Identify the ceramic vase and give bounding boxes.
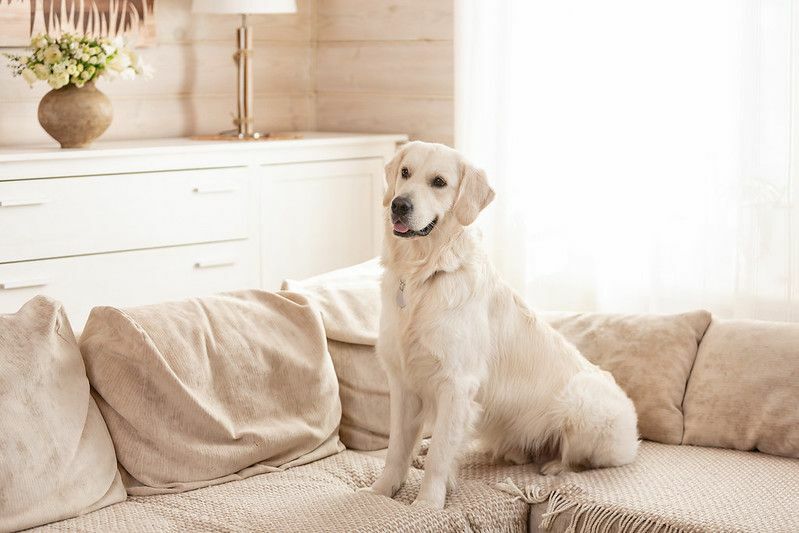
[37,82,113,148]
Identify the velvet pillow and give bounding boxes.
[80,290,344,495]
[543,310,712,444]
[682,318,799,458]
[0,296,125,532]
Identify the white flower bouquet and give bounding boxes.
[6,33,152,90]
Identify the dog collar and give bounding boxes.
[396,280,407,309]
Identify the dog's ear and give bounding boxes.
[383,143,409,207]
[453,161,495,226]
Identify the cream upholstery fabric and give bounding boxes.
[283,259,393,450]
[683,318,799,458]
[80,290,343,496]
[543,311,711,444]
[511,442,799,533]
[327,339,392,450]
[0,297,125,532]
[29,450,529,533]
[32,441,799,533]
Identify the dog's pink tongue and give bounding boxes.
[393,222,410,234]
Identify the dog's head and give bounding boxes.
[383,141,495,239]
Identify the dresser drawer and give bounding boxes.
[0,167,251,263]
[0,239,259,331]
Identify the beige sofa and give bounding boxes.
[2,261,798,533]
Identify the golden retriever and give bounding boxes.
[365,141,639,509]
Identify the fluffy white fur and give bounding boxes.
[366,141,639,509]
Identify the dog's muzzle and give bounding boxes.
[391,197,437,238]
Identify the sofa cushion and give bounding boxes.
[282,258,382,346]
[327,340,392,450]
[494,442,799,533]
[283,259,394,451]
[29,450,530,533]
[80,290,343,495]
[543,310,712,444]
[0,296,125,532]
[682,318,799,458]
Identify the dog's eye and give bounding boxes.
[401,167,410,179]
[431,176,447,188]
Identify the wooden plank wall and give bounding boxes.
[315,0,454,146]
[0,0,454,147]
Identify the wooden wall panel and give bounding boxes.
[316,92,453,147]
[315,0,454,146]
[316,41,452,96]
[317,0,453,41]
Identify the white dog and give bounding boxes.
[366,141,639,509]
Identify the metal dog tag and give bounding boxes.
[396,280,407,308]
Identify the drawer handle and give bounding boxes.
[194,259,236,269]
[193,185,238,194]
[0,198,50,207]
[0,278,50,290]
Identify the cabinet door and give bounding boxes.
[260,158,384,289]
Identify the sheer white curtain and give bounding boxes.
[456,0,799,321]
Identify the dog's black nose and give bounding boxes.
[391,196,413,216]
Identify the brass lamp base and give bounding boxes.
[219,129,265,140]
[232,14,256,138]
[191,132,302,142]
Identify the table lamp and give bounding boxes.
[192,0,297,139]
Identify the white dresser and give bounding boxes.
[0,132,404,328]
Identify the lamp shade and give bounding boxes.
[192,0,297,14]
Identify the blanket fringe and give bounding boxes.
[494,479,687,533]
[495,477,552,504]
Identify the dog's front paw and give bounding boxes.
[362,476,402,498]
[413,485,446,509]
[411,496,445,510]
